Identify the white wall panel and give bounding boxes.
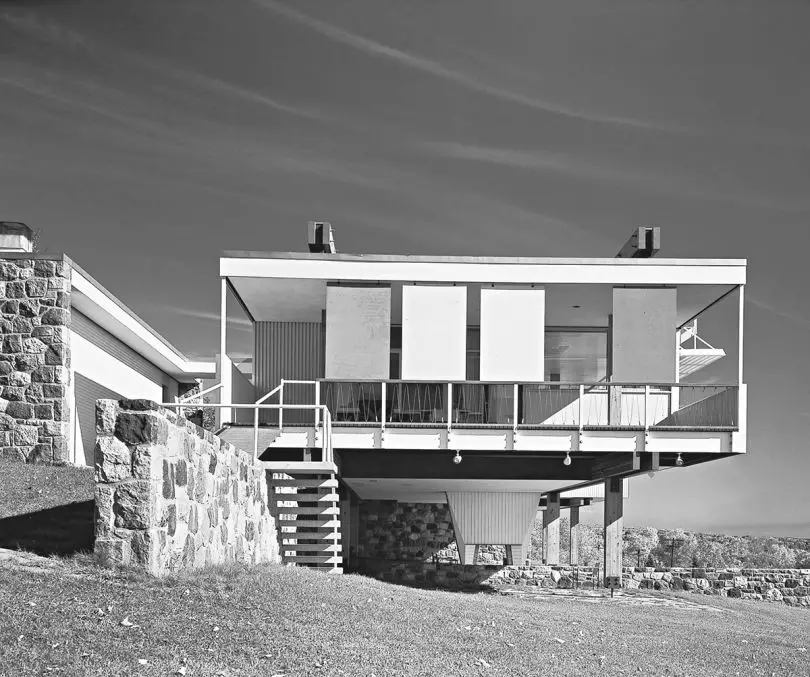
[401,285,466,380]
[480,287,545,381]
[325,285,391,379]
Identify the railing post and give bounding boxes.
[447,382,453,431]
[578,384,585,429]
[315,381,321,428]
[513,383,519,430]
[644,385,651,430]
[253,407,259,458]
[279,379,284,432]
[381,381,387,431]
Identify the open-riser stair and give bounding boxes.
[269,472,343,573]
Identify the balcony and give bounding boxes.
[319,380,739,431]
[258,379,745,457]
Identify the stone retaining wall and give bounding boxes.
[94,399,279,575]
[366,561,810,606]
[0,255,71,463]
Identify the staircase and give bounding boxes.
[268,471,343,573]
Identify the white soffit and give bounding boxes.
[230,277,326,322]
[221,256,747,286]
[344,478,575,502]
[70,269,215,379]
[401,285,466,380]
[480,287,545,381]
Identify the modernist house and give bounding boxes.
[212,226,747,579]
[0,221,746,583]
[0,223,215,466]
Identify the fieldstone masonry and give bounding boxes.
[370,562,810,606]
[94,399,280,575]
[0,255,71,463]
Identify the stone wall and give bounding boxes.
[94,399,279,575]
[0,256,71,463]
[368,560,810,606]
[357,500,515,572]
[622,566,810,606]
[357,500,456,565]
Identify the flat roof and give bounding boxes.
[223,250,747,267]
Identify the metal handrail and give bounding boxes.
[161,401,334,462]
[177,382,223,404]
[316,378,741,388]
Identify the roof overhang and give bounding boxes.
[221,252,747,286]
[70,262,215,381]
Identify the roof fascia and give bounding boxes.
[221,255,747,286]
[69,261,215,380]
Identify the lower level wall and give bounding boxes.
[94,399,280,574]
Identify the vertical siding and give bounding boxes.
[254,321,324,424]
[72,310,177,393]
[446,492,541,544]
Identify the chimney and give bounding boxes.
[0,222,34,253]
[616,226,660,258]
[308,221,337,254]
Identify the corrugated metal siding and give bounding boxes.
[446,492,541,544]
[254,321,324,424]
[72,310,176,391]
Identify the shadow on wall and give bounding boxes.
[0,501,95,556]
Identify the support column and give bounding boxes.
[542,492,561,565]
[603,477,624,582]
[569,502,581,566]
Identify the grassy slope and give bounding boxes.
[1,561,809,677]
[0,460,95,554]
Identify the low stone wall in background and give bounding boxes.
[622,566,810,606]
[364,561,810,606]
[94,399,279,575]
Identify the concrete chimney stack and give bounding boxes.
[0,222,34,253]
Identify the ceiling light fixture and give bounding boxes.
[675,453,684,467]
[563,453,572,466]
[452,450,462,465]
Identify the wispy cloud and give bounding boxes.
[248,0,684,134]
[746,295,810,331]
[1,10,89,49]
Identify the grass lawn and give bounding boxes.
[0,460,95,555]
[1,559,808,677]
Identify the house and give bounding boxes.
[214,225,747,580]
[1,220,747,583]
[0,222,215,466]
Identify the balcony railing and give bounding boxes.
[319,381,739,430]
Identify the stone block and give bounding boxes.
[162,460,176,499]
[8,371,31,387]
[34,260,57,277]
[13,424,39,446]
[0,446,25,462]
[96,400,118,435]
[25,278,48,297]
[5,400,33,419]
[96,538,132,567]
[6,282,25,298]
[41,308,68,326]
[116,412,169,446]
[29,444,53,463]
[3,335,22,353]
[95,436,132,482]
[113,480,153,529]
[131,444,163,480]
[0,262,19,280]
[94,484,116,538]
[44,345,67,366]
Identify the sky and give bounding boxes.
[1,0,809,537]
